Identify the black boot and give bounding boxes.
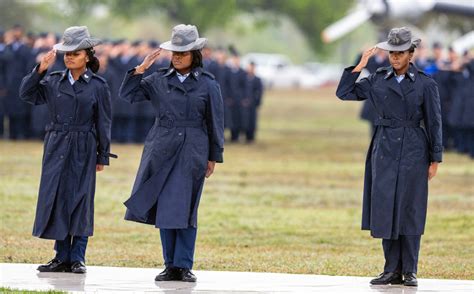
[155,267,180,281]
[370,272,403,285]
[71,261,87,274]
[37,259,71,272]
[403,273,418,287]
[180,268,197,282]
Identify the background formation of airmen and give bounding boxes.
[1,25,472,158]
[0,25,264,144]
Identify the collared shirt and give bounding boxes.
[176,72,190,83]
[68,70,76,85]
[395,73,405,83]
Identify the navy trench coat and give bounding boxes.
[119,66,224,229]
[20,66,112,240]
[336,64,443,239]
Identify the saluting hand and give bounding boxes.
[428,162,438,180]
[206,161,216,178]
[135,49,162,74]
[38,49,56,74]
[353,46,377,73]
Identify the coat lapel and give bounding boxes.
[167,75,186,93]
[386,74,404,98]
[58,79,75,97]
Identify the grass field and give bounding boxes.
[1,88,473,280]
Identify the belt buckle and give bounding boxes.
[163,118,174,128]
[62,123,69,132]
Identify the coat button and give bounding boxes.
[56,114,60,119]
[60,155,64,159]
[397,137,401,140]
[57,94,61,98]
[178,132,183,136]
[382,136,386,139]
[380,156,384,159]
[167,90,170,93]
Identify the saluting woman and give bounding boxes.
[119,24,224,282]
[20,26,114,274]
[336,27,443,287]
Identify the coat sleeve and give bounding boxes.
[95,82,113,165]
[422,78,443,163]
[118,69,152,103]
[335,66,372,101]
[206,80,225,163]
[19,64,48,105]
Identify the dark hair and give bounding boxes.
[191,50,203,69]
[85,48,100,73]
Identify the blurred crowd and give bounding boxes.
[356,43,474,159]
[0,25,264,144]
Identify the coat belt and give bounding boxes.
[45,122,92,132]
[157,118,204,129]
[374,118,420,128]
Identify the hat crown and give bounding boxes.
[171,24,199,47]
[387,27,411,46]
[62,26,91,45]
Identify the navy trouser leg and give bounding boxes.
[160,229,177,268]
[160,227,197,269]
[400,235,421,274]
[382,238,401,273]
[54,235,72,262]
[383,235,421,274]
[70,236,89,263]
[173,227,197,269]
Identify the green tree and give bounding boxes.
[64,0,353,54]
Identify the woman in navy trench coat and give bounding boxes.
[336,27,442,287]
[19,26,113,274]
[119,24,224,282]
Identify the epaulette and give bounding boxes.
[92,73,107,83]
[50,70,63,75]
[416,68,429,77]
[158,67,169,72]
[202,70,215,79]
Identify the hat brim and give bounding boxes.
[376,41,412,52]
[160,38,207,52]
[53,38,102,52]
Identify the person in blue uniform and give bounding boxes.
[447,57,474,158]
[119,24,224,283]
[336,27,443,287]
[19,26,115,274]
[0,29,8,138]
[109,39,137,143]
[243,61,263,143]
[226,46,248,142]
[5,24,33,139]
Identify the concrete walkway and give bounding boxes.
[1,263,473,293]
